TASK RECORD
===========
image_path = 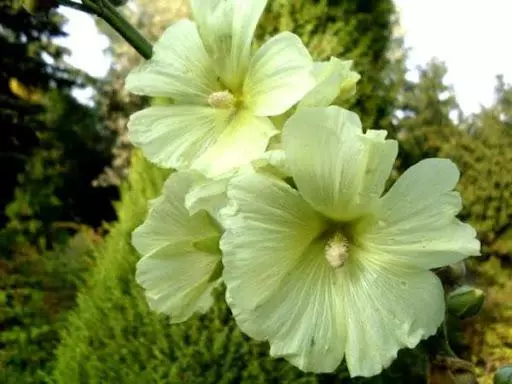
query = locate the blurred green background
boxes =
[0,0,510,383]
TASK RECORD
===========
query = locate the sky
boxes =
[56,0,512,114]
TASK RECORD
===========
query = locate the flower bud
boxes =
[447,285,485,319]
[494,365,512,384]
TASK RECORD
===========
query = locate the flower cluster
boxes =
[126,0,480,378]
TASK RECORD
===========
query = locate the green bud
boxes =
[447,285,485,319]
[494,365,512,384]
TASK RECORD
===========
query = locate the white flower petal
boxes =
[342,250,445,377]
[283,106,398,221]
[190,0,267,90]
[251,149,291,179]
[191,110,278,177]
[184,175,230,221]
[220,171,326,311]
[231,240,346,373]
[136,245,220,323]
[132,171,220,254]
[127,105,230,170]
[125,20,219,103]
[244,32,315,116]
[356,158,481,269]
[132,172,222,323]
[298,57,360,108]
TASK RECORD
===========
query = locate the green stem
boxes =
[59,0,153,60]
[442,321,458,358]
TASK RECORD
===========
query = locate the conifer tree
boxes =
[0,3,116,381]
[394,59,461,170]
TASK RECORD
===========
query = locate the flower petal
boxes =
[136,245,221,323]
[356,158,481,269]
[220,171,326,311]
[190,0,267,90]
[185,175,230,221]
[132,171,222,323]
[283,106,398,221]
[298,57,361,108]
[244,32,315,116]
[221,172,346,372]
[125,19,219,104]
[191,110,278,177]
[251,149,291,179]
[127,105,229,170]
[341,249,445,377]
[230,240,346,373]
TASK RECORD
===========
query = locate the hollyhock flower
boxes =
[220,106,480,377]
[132,171,223,323]
[125,0,315,178]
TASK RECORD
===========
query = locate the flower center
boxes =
[208,90,236,109]
[324,232,349,269]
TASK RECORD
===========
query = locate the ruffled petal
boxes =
[356,158,481,269]
[125,19,219,104]
[136,245,221,323]
[341,249,445,377]
[127,105,230,171]
[132,171,222,323]
[283,106,398,221]
[231,240,346,373]
[185,175,230,221]
[251,149,291,179]
[191,110,278,177]
[220,171,327,311]
[244,32,315,116]
[190,0,267,90]
[298,57,360,108]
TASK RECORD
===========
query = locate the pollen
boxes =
[208,90,236,109]
[324,232,349,268]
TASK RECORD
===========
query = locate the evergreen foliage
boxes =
[442,107,512,257]
[2,90,118,250]
[0,2,117,381]
[0,228,97,383]
[0,0,86,223]
[394,59,461,170]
